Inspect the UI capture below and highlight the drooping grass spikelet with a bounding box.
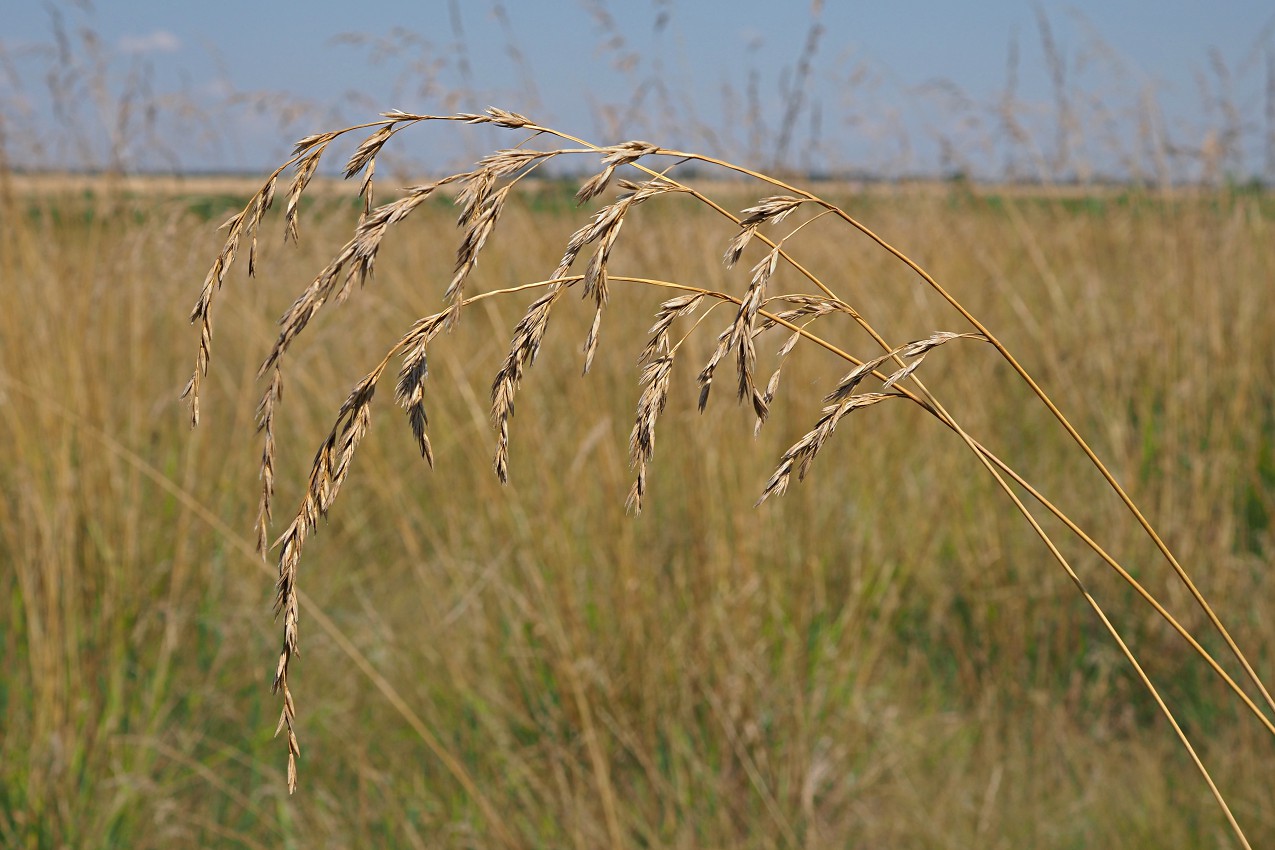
[760,331,983,500]
[270,367,384,792]
[183,206,254,426]
[758,391,899,502]
[255,367,283,557]
[581,178,683,373]
[727,247,779,424]
[696,326,732,412]
[395,312,451,466]
[640,292,706,364]
[574,140,661,203]
[724,195,805,267]
[491,287,564,483]
[285,141,331,243]
[448,181,512,321]
[626,354,674,514]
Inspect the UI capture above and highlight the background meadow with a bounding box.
[2,2,1274,847]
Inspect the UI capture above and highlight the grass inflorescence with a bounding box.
[183,108,1274,847]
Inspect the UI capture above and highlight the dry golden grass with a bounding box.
[2,146,1273,848]
[5,3,1274,843]
[178,109,1275,847]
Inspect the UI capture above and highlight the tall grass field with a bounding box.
[2,140,1273,850]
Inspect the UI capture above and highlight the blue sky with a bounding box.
[3,1,1274,179]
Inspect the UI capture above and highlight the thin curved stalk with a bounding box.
[395,275,1275,744]
[637,143,1275,721]
[914,388,1252,850]
[557,148,1275,736]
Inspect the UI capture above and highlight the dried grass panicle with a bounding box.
[359,160,377,213]
[573,176,673,282]
[448,182,512,318]
[291,129,343,158]
[254,368,284,556]
[459,106,535,129]
[187,110,1271,846]
[616,175,683,198]
[246,177,279,278]
[696,327,733,412]
[880,331,987,389]
[186,114,479,428]
[724,195,806,268]
[759,391,899,503]
[559,177,662,281]
[188,112,997,792]
[344,124,403,214]
[183,200,266,426]
[759,331,978,501]
[582,306,605,375]
[740,195,806,228]
[492,288,564,484]
[576,167,616,205]
[286,145,328,243]
[299,372,382,540]
[477,147,555,179]
[727,247,780,423]
[630,291,705,499]
[344,124,397,181]
[822,330,974,405]
[640,293,706,364]
[187,114,461,429]
[901,330,986,356]
[757,329,802,437]
[582,235,612,306]
[752,298,848,435]
[271,521,303,793]
[498,168,679,448]
[395,313,452,467]
[183,253,228,417]
[626,354,674,514]
[273,673,300,794]
[553,201,618,282]
[602,139,661,163]
[576,178,676,373]
[736,249,780,336]
[454,169,495,225]
[760,294,846,328]
[723,224,759,269]
[269,367,385,792]
[576,140,662,203]
[825,352,896,404]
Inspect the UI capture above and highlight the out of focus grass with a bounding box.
[1,178,1272,848]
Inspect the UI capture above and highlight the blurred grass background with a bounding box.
[1,176,1271,848]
